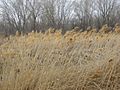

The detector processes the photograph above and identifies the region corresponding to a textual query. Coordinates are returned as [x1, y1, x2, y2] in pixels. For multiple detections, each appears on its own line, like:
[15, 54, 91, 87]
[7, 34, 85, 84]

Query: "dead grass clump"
[72, 26, 80, 32]
[64, 30, 76, 38]
[86, 26, 92, 32]
[64, 27, 81, 38]
[45, 28, 56, 35]
[99, 24, 111, 33]
[54, 29, 62, 38]
[28, 30, 36, 36]
[91, 27, 97, 33]
[54, 29, 63, 42]
[114, 23, 120, 33]
[64, 30, 81, 45]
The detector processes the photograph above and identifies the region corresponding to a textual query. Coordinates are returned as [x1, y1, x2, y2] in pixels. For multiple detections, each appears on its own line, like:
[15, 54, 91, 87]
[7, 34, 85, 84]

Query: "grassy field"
[0, 26, 120, 90]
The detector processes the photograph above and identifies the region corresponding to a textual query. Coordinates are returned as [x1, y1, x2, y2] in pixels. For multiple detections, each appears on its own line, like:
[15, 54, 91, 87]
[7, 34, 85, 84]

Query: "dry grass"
[0, 27, 120, 90]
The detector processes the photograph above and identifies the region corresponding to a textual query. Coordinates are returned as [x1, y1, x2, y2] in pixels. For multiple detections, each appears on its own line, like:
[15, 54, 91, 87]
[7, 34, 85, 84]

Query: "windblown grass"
[0, 27, 120, 90]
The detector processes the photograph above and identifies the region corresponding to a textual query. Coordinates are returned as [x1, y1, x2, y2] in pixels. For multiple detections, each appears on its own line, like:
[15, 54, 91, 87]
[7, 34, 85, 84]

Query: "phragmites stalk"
[15, 31, 21, 36]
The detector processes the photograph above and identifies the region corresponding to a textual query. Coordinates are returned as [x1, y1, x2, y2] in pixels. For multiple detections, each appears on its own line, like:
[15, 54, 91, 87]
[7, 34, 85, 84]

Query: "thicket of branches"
[0, 0, 120, 35]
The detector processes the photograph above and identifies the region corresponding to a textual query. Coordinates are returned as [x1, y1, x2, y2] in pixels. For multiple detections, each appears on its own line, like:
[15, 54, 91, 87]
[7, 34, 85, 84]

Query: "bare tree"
[74, 0, 95, 30]
[96, 0, 117, 26]
[27, 0, 42, 31]
[0, 0, 120, 34]
[0, 0, 32, 33]
[55, 0, 74, 30]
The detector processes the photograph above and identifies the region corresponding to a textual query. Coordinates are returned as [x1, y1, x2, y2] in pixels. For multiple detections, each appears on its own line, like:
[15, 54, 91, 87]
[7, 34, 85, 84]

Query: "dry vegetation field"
[0, 25, 120, 90]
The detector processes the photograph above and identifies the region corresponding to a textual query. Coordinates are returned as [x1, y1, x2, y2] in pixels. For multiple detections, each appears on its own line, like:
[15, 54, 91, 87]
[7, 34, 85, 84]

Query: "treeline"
[0, 0, 120, 35]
